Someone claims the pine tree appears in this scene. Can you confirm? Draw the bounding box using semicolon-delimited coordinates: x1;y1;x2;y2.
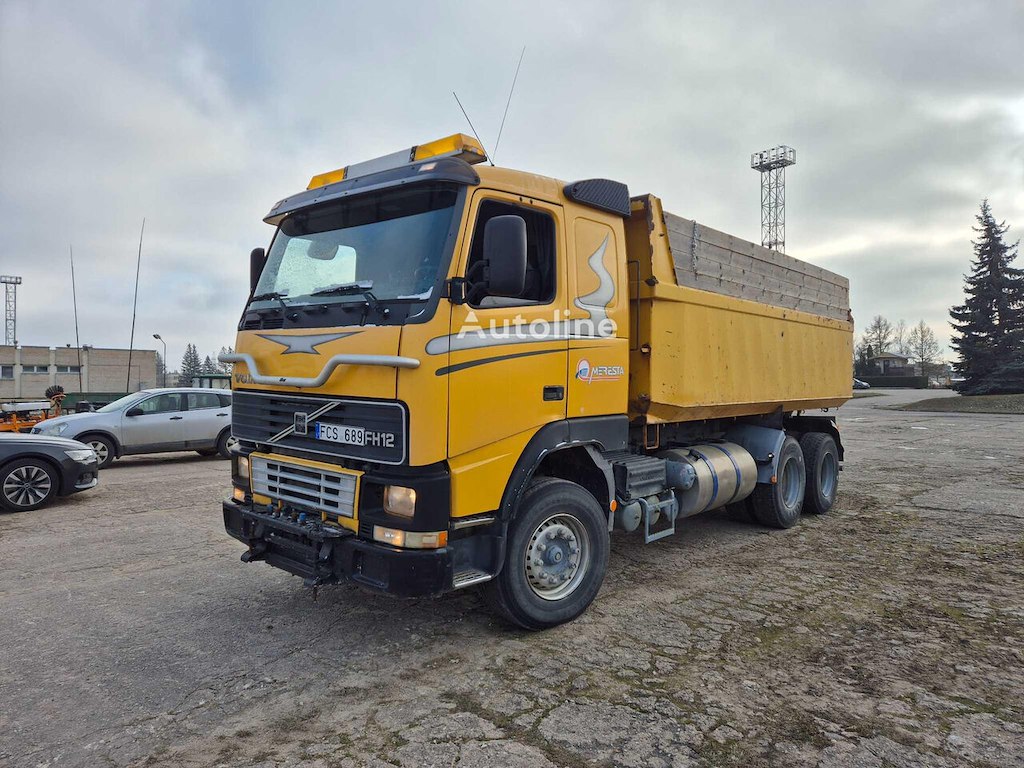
217;346;234;373
201;355;217;374
155;352;166;387
950;201;1024;394
178;343;201;386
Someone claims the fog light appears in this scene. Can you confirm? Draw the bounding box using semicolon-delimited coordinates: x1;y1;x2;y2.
383;485;417;517
372;525;447;549
232;487;246;502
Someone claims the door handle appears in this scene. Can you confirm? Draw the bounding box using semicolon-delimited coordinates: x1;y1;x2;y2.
169;416;183;420
543;385;565;402
216;412;229;417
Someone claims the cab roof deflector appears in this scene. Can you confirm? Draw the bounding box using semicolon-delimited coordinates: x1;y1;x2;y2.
263;157;480;226
564;178;631;217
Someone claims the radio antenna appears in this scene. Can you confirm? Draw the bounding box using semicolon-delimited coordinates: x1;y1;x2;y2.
492;46;525;163
125;217;145;393
452;91;493;166
69;245;83;393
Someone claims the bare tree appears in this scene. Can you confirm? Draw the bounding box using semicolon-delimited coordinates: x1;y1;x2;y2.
862;315;894;358
908;320;941;375
892;319;909;356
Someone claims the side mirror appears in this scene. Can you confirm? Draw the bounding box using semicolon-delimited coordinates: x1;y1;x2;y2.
482;215;527;297
125;407;143;417
250;247;267;294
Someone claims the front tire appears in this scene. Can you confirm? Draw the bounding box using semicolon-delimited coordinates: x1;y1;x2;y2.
800;432;839;515
1;458;59;512
484;477;610;630
216;430;236;459
749;436;805;529
82;435;115;469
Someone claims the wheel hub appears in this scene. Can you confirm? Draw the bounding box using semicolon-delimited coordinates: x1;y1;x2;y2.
525;515;590;601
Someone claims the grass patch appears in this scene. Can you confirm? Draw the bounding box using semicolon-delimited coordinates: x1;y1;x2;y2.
898;393;1024;414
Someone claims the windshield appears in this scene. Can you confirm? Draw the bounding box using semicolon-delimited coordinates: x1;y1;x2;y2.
97;393;148;413
252;183;459;309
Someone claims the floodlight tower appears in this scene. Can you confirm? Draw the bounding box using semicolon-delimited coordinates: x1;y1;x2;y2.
751;145;796;252
1;275;21;346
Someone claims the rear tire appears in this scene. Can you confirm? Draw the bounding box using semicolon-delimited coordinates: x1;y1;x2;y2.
750;436;805;529
82;435;115;469
216;430;236;459
799;432;839;515
484;477;609;630
1;458;59;512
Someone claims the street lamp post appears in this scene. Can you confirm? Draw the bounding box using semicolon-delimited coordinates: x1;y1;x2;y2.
152;334;167;387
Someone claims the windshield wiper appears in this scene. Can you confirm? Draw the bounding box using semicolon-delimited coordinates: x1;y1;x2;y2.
311;280;389;324
310;281;374;297
250;291;290;313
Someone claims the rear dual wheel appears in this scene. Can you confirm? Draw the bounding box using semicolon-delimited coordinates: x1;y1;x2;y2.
484;477;609;630
748;432;839;528
750;436;806;529
800;432;839;515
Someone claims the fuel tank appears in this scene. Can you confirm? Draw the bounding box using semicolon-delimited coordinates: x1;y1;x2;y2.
659;442;758;517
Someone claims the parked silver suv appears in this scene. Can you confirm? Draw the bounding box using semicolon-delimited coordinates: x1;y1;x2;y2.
32;387;234;469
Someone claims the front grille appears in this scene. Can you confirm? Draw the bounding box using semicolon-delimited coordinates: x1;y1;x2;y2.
251;454;358;519
233;390;407;465
240;314;284;330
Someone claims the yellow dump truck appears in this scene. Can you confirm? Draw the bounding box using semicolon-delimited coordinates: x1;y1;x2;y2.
221;134;852;629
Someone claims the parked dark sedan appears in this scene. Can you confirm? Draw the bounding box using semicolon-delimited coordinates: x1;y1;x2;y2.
0;434;100;512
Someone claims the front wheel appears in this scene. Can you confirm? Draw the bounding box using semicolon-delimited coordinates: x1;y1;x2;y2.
216;430;237;459
83;435;115;469
484;477;609;630
1;458;59;512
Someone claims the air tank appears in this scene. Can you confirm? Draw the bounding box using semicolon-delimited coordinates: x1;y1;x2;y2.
659;442;758;517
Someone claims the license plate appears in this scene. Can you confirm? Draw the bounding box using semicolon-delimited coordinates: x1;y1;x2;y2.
314;423;366;446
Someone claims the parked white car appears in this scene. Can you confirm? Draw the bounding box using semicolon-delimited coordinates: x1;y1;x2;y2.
32;388;234;469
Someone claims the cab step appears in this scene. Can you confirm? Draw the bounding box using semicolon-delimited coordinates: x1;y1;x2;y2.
453;568;493;589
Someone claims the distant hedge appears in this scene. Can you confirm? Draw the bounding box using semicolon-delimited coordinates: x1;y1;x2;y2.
861;376;928;389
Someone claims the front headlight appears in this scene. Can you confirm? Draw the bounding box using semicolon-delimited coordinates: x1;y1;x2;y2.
384;485;417;518
65;448;97;463
35;421;69;436
232;453;251;491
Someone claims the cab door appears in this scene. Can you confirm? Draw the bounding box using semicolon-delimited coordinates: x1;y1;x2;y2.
446;191;568;458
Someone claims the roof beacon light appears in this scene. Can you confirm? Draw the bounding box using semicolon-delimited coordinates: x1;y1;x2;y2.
307;133;487;190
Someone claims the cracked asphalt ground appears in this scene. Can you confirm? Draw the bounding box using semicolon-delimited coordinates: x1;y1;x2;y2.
2;389;1023;768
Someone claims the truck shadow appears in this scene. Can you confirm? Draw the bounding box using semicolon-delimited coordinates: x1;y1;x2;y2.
201;507;774;644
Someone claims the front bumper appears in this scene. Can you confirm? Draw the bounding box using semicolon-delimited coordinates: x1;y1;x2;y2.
60;458;100;496
223;500;454;597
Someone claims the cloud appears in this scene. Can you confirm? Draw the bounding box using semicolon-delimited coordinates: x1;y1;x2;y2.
1;0;1022;369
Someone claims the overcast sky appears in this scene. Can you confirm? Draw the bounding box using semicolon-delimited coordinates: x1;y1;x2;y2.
1;0;1022;367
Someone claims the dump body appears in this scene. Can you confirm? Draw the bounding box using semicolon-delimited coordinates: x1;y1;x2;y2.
625;194;853;423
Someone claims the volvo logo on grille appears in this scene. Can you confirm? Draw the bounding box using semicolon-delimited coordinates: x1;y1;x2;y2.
293;412;308;435
258;332;357;355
